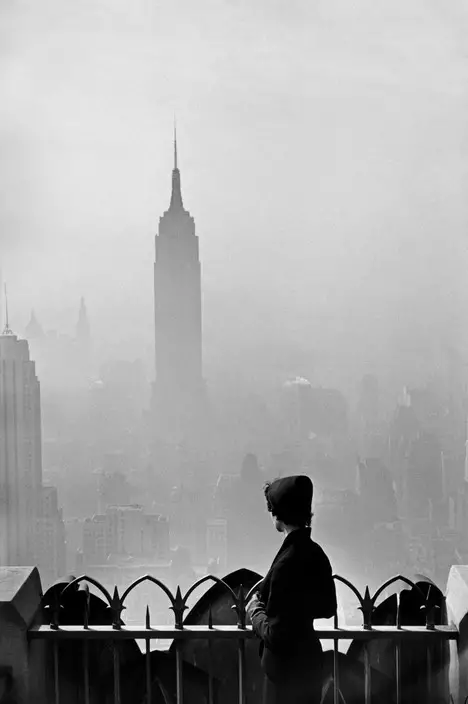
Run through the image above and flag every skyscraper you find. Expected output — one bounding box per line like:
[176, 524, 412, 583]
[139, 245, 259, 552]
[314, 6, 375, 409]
[0, 325, 43, 565]
[0, 317, 65, 583]
[153, 129, 204, 437]
[76, 297, 91, 345]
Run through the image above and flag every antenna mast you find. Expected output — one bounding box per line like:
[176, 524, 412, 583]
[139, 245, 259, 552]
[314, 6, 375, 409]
[2, 284, 13, 335]
[174, 116, 178, 170]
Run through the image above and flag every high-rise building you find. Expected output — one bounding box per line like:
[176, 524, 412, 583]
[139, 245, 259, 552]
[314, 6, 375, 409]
[0, 319, 66, 583]
[76, 297, 91, 346]
[25, 310, 44, 341]
[0, 326, 43, 565]
[36, 485, 66, 584]
[152, 129, 204, 436]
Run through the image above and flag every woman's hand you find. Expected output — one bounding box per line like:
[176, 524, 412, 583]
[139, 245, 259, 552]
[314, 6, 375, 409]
[246, 591, 264, 622]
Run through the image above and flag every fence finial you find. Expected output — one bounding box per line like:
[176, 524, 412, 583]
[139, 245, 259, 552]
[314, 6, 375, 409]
[171, 586, 187, 629]
[111, 586, 124, 629]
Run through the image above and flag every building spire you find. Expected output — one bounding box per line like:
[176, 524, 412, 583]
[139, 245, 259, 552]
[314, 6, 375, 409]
[169, 122, 184, 211]
[2, 284, 13, 336]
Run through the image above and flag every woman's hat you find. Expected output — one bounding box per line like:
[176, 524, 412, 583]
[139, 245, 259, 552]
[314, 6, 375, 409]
[266, 474, 313, 516]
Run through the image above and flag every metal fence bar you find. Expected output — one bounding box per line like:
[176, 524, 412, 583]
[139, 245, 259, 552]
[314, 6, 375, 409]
[145, 606, 152, 703]
[395, 593, 401, 704]
[175, 641, 183, 704]
[395, 641, 401, 704]
[364, 643, 371, 704]
[145, 639, 152, 703]
[333, 609, 340, 704]
[333, 639, 340, 704]
[53, 640, 60, 704]
[83, 640, 90, 704]
[237, 639, 246, 704]
[29, 624, 459, 640]
[31, 625, 458, 704]
[426, 643, 432, 701]
[113, 641, 121, 704]
[208, 639, 214, 704]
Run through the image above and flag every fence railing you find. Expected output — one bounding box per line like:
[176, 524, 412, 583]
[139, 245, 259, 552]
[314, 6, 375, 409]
[28, 572, 459, 704]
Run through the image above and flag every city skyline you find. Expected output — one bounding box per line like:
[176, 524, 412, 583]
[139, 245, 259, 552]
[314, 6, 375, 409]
[0, 0, 467, 594]
[2, 1, 467, 399]
[0, 3, 467, 701]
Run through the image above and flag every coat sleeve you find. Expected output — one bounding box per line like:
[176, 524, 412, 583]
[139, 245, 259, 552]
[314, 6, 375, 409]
[249, 560, 301, 652]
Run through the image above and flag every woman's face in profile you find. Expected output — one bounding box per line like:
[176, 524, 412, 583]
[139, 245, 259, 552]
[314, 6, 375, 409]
[271, 513, 284, 533]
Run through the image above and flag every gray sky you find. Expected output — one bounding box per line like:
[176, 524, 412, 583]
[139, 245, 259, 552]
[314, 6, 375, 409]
[1, 0, 467, 388]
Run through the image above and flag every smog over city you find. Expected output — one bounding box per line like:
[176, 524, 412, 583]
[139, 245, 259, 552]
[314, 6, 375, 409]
[0, 2, 468, 702]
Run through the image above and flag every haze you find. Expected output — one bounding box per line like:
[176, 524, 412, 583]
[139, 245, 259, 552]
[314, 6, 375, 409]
[1, 0, 468, 395]
[2, 0, 468, 638]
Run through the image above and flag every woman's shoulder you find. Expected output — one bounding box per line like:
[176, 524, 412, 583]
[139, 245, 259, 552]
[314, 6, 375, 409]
[307, 537, 331, 555]
[306, 539, 334, 570]
[274, 536, 328, 564]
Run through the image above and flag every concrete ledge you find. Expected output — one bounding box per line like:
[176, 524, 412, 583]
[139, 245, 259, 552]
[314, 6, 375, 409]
[0, 567, 42, 704]
[0, 568, 42, 630]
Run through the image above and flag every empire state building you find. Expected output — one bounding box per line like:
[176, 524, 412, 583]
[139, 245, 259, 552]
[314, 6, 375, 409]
[152, 131, 204, 437]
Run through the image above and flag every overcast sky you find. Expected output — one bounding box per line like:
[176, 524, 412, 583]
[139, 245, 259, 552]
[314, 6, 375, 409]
[1, 0, 467, 389]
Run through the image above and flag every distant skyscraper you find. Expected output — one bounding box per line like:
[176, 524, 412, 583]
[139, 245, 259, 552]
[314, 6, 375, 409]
[152, 129, 204, 435]
[0, 326, 43, 565]
[25, 310, 44, 340]
[76, 297, 91, 345]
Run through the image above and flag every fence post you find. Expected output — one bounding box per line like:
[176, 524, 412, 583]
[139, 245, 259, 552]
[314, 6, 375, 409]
[446, 565, 468, 704]
[0, 567, 43, 704]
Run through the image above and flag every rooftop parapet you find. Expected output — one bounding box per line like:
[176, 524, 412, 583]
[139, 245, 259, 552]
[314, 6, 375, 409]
[0, 566, 467, 703]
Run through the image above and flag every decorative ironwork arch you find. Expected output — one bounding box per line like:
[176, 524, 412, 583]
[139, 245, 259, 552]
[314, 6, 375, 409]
[182, 574, 238, 606]
[60, 575, 113, 606]
[120, 574, 176, 608]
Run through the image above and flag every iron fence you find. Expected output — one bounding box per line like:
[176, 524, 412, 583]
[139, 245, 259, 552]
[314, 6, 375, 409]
[28, 573, 459, 704]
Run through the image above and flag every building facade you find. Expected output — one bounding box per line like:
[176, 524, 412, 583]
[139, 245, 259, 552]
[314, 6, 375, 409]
[152, 131, 204, 437]
[0, 330, 43, 566]
[36, 485, 66, 586]
[81, 504, 170, 566]
[0, 326, 66, 582]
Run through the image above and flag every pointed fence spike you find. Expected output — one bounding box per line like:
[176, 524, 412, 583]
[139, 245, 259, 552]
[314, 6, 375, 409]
[170, 585, 187, 629]
[51, 588, 61, 630]
[396, 592, 401, 629]
[146, 605, 151, 629]
[83, 595, 89, 629]
[111, 585, 124, 630]
[236, 584, 246, 629]
[208, 605, 213, 630]
[359, 585, 374, 630]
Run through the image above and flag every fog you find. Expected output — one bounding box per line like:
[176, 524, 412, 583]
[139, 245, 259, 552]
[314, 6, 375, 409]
[1, 0, 468, 614]
[1, 0, 467, 394]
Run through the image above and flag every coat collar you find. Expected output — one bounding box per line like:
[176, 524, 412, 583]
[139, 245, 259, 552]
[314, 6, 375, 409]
[282, 526, 311, 547]
[274, 527, 311, 561]
[259, 528, 312, 598]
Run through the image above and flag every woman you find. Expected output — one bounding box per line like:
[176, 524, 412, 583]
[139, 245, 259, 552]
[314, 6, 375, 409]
[246, 475, 336, 704]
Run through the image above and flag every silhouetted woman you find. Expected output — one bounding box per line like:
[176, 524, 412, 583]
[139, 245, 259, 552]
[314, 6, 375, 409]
[246, 475, 336, 704]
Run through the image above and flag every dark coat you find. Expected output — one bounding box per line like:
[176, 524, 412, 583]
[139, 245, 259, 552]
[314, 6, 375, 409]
[250, 528, 336, 704]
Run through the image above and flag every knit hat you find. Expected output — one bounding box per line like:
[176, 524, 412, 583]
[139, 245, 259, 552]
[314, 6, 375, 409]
[266, 475, 313, 518]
